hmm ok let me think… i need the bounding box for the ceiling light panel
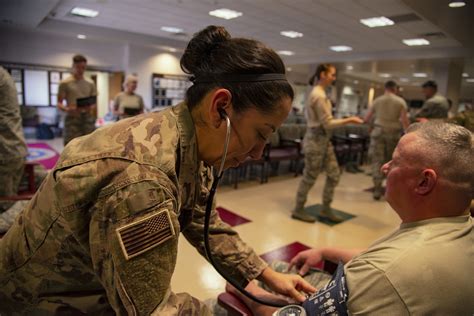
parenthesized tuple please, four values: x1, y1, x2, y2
(209, 8, 242, 20)
(280, 31, 303, 38)
(403, 38, 430, 46)
(277, 50, 295, 56)
(360, 16, 394, 28)
(413, 73, 428, 78)
(71, 7, 99, 18)
(329, 46, 352, 52)
(161, 26, 183, 33)
(449, 2, 466, 8)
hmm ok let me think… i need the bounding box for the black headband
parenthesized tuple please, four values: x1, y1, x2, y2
(191, 73, 287, 84)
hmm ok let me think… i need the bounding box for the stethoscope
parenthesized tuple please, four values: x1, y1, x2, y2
(202, 110, 307, 314)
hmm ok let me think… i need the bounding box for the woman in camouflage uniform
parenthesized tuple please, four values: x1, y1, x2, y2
(0, 26, 315, 315)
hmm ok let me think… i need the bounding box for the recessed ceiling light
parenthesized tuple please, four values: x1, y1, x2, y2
(462, 72, 469, 78)
(209, 8, 242, 20)
(379, 73, 391, 78)
(329, 45, 352, 52)
(280, 31, 303, 38)
(277, 50, 295, 56)
(360, 16, 394, 28)
(449, 1, 466, 8)
(353, 80, 359, 84)
(71, 7, 99, 18)
(413, 73, 428, 78)
(161, 26, 184, 33)
(346, 65, 353, 70)
(466, 78, 474, 83)
(400, 78, 410, 82)
(403, 38, 430, 46)
(77, 34, 86, 39)
(286, 67, 292, 72)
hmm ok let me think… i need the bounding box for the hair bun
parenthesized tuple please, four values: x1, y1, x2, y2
(181, 25, 231, 75)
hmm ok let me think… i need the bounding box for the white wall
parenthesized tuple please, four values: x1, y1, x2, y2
(127, 44, 184, 110)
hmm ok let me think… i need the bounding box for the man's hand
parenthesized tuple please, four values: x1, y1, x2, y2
(288, 248, 324, 276)
(259, 268, 316, 302)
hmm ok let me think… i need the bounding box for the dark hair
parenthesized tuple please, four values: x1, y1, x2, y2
(180, 25, 293, 114)
(422, 80, 437, 90)
(73, 54, 87, 64)
(385, 80, 398, 90)
(308, 63, 334, 85)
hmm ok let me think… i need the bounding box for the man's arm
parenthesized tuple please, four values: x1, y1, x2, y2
(400, 107, 409, 130)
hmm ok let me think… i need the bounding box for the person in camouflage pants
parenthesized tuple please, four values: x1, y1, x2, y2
(293, 64, 363, 223)
(0, 26, 315, 315)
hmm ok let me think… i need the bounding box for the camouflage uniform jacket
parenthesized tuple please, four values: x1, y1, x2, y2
(0, 102, 267, 315)
(0, 66, 27, 162)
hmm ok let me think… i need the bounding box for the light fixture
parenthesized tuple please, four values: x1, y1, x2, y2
(77, 34, 86, 39)
(209, 8, 242, 20)
(400, 78, 410, 82)
(462, 72, 469, 78)
(167, 47, 177, 52)
(353, 80, 359, 84)
(286, 67, 292, 72)
(449, 1, 466, 8)
(280, 31, 303, 38)
(161, 26, 184, 33)
(466, 78, 474, 83)
(413, 73, 428, 78)
(346, 65, 353, 70)
(379, 73, 391, 78)
(403, 38, 430, 46)
(329, 45, 352, 52)
(71, 7, 99, 18)
(277, 50, 295, 56)
(360, 16, 394, 28)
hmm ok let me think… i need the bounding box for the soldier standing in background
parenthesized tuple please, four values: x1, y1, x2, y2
(364, 80, 409, 200)
(292, 64, 363, 223)
(415, 80, 449, 120)
(0, 66, 28, 208)
(113, 74, 145, 120)
(449, 103, 474, 132)
(57, 54, 97, 145)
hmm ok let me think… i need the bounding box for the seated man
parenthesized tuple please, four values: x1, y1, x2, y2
(228, 121, 474, 315)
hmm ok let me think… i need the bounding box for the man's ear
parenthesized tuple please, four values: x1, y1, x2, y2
(415, 169, 437, 195)
(209, 88, 232, 128)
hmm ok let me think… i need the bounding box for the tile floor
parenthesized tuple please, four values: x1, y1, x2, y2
(37, 137, 401, 303)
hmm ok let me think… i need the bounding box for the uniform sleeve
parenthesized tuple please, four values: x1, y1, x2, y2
(345, 259, 409, 315)
(58, 81, 67, 100)
(313, 96, 333, 128)
(181, 166, 268, 288)
(139, 96, 145, 111)
(88, 166, 207, 315)
(113, 94, 121, 112)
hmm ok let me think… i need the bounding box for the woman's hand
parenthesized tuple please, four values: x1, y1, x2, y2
(288, 248, 324, 276)
(259, 268, 316, 302)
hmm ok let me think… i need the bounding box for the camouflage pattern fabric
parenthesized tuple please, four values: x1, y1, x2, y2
(369, 127, 401, 192)
(0, 66, 28, 161)
(0, 158, 24, 198)
(449, 110, 474, 132)
(295, 129, 340, 209)
(63, 112, 96, 145)
(415, 94, 449, 119)
(0, 102, 267, 315)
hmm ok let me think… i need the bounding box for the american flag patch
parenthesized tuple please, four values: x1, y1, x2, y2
(116, 209, 175, 260)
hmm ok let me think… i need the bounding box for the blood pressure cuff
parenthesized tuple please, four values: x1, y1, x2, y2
(301, 262, 349, 315)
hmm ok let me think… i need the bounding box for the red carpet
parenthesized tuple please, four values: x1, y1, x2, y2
(27, 143, 60, 170)
(216, 206, 252, 227)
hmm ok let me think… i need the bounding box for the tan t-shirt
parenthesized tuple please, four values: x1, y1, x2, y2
(58, 76, 97, 109)
(372, 93, 407, 130)
(345, 215, 474, 315)
(113, 92, 144, 114)
(305, 85, 333, 129)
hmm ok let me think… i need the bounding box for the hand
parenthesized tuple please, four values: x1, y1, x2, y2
(351, 116, 364, 124)
(259, 268, 316, 302)
(288, 248, 324, 276)
(416, 117, 429, 123)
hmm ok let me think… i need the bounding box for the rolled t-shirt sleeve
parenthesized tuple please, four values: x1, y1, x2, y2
(345, 259, 409, 315)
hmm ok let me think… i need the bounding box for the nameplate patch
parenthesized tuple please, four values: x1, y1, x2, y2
(116, 209, 175, 260)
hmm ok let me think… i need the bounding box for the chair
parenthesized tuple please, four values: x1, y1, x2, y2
(0, 161, 38, 201)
